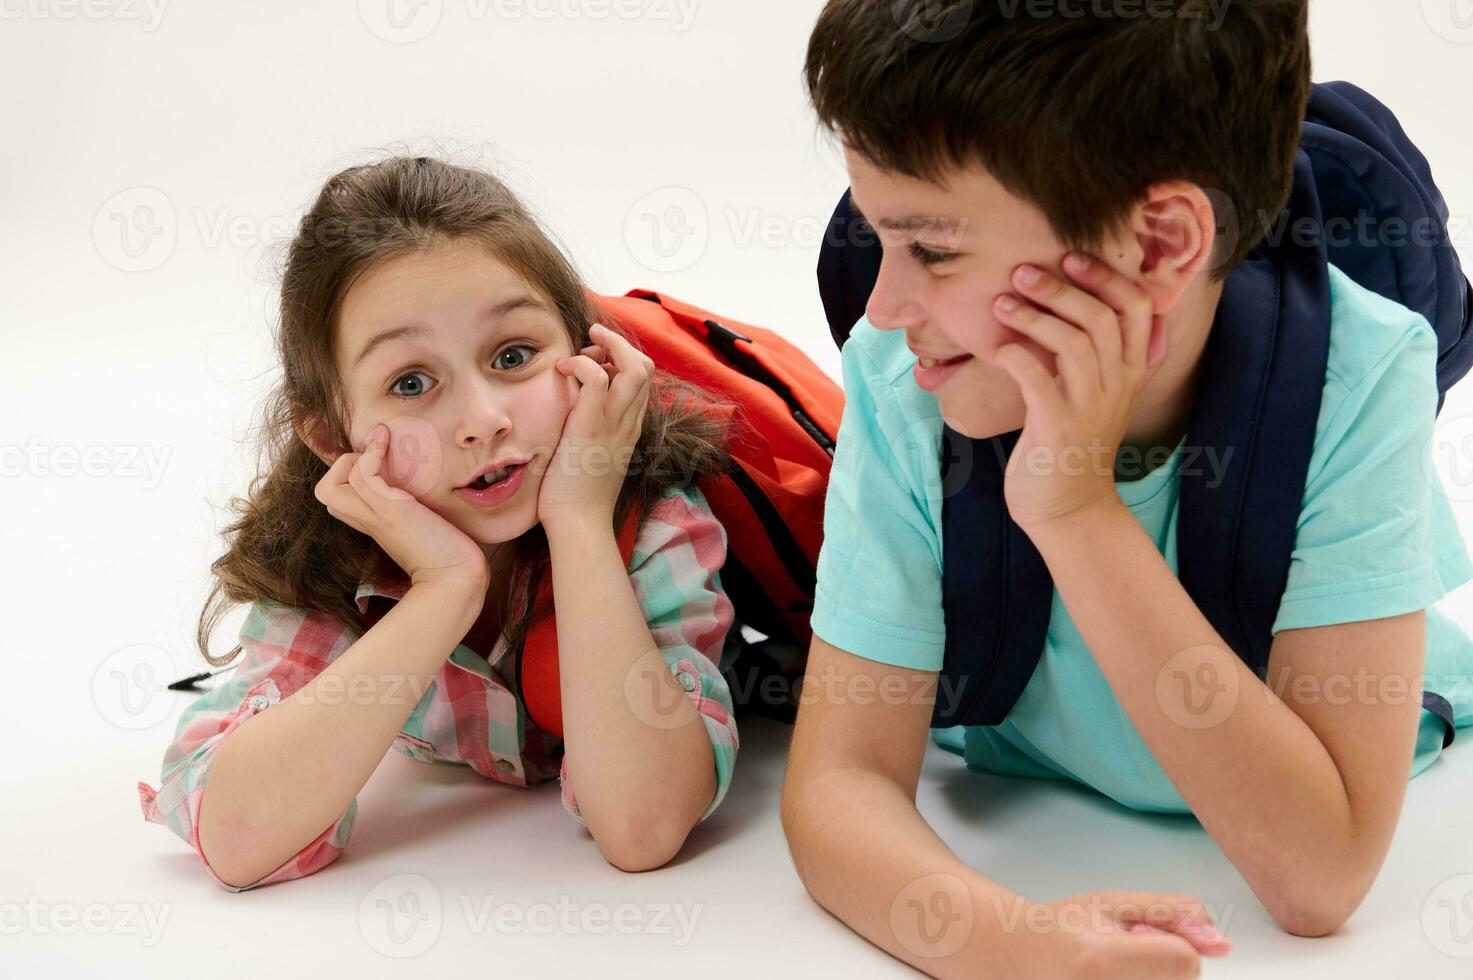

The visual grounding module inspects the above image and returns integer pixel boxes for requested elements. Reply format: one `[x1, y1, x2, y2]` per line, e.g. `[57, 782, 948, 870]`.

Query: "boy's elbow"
[1264, 887, 1359, 938]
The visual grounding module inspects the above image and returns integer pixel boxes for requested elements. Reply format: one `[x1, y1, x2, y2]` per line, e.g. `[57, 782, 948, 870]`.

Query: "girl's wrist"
[543, 511, 618, 549]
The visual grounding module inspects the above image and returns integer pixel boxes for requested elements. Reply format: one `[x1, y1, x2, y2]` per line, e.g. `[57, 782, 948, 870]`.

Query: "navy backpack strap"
[1176, 151, 1332, 676]
[1303, 81, 1473, 399]
[1423, 691, 1457, 749]
[935, 429, 1054, 727]
[818, 188, 883, 352]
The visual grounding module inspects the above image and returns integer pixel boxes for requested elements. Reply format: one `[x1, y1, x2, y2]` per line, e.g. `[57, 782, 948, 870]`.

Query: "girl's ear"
[292, 408, 343, 466]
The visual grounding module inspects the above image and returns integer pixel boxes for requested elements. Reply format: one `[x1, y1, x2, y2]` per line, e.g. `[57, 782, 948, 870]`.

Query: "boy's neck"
[1117, 275, 1226, 480]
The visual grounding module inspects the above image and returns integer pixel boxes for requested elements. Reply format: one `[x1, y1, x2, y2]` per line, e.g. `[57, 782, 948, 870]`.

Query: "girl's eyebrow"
[351, 293, 551, 369]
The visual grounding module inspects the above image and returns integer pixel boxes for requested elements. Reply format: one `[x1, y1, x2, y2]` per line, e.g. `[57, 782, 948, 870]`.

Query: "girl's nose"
[454, 379, 513, 448]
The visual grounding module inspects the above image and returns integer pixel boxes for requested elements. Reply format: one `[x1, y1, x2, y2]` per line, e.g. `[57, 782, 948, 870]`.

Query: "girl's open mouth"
[454, 462, 528, 507]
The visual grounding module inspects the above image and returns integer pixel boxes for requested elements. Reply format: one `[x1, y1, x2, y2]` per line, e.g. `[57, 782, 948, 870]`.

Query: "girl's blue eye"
[385, 343, 536, 397]
[389, 370, 435, 399]
[494, 344, 537, 371]
[908, 241, 956, 267]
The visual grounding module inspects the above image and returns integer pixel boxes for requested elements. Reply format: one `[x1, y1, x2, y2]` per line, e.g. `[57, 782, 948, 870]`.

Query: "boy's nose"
[865, 253, 924, 332]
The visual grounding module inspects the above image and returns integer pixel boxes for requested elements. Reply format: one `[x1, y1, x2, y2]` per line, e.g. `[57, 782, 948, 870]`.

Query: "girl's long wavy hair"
[196, 155, 734, 667]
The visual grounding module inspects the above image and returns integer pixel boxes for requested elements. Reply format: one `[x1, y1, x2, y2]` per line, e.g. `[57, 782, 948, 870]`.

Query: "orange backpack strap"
[519, 507, 644, 739]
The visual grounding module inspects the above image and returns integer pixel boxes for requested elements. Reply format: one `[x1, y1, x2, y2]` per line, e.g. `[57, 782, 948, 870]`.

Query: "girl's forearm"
[546, 517, 715, 869]
[197, 580, 485, 888]
[1027, 501, 1382, 926]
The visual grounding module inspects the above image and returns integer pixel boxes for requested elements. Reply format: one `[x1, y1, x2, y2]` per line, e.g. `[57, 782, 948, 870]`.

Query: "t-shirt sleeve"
[810, 328, 948, 671]
[1272, 313, 1473, 632]
[136, 600, 360, 892]
[557, 485, 739, 826]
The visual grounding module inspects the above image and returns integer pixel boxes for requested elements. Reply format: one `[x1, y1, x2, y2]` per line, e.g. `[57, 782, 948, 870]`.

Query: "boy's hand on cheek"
[989, 252, 1169, 535]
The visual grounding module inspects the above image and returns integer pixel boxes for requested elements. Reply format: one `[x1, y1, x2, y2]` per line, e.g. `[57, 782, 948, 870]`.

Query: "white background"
[3, 0, 1473, 976]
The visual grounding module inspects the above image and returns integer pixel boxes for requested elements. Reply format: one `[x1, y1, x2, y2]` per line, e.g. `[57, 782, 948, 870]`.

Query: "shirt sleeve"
[809, 326, 948, 670]
[136, 600, 360, 893]
[1272, 311, 1473, 632]
[558, 485, 739, 826]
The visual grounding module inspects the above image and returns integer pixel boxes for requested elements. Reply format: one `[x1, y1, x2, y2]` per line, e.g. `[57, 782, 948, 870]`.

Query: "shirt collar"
[353, 557, 413, 615]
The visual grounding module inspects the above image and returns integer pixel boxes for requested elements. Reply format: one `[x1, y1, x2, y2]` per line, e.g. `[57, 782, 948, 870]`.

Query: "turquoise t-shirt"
[810, 262, 1473, 813]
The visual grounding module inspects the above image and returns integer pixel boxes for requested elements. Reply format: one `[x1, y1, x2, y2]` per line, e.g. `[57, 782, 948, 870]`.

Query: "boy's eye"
[908, 241, 956, 267]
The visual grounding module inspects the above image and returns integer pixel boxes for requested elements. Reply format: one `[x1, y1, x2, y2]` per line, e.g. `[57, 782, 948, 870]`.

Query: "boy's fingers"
[1112, 930, 1203, 976]
[1013, 261, 1123, 373]
[1062, 251, 1155, 371]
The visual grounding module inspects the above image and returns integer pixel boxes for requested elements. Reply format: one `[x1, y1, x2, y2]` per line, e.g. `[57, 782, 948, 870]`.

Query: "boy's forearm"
[782, 765, 1032, 980]
[1027, 500, 1384, 928]
[546, 518, 716, 868]
[197, 581, 484, 888]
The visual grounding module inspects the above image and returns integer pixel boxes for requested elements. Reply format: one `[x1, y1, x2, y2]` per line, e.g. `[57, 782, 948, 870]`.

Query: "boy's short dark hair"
[804, 0, 1312, 279]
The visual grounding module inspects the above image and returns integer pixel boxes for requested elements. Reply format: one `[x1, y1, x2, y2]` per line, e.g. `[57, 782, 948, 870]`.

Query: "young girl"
[137, 155, 742, 892]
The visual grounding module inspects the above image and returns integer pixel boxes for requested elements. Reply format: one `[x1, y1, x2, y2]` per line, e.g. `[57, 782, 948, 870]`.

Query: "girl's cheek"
[378, 416, 444, 497]
[550, 364, 580, 417]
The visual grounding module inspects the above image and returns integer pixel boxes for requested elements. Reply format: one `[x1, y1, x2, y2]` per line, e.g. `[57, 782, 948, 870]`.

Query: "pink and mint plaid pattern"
[138, 484, 739, 892]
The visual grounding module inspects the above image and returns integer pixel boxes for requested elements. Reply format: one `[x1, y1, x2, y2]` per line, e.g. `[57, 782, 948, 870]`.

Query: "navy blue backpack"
[817, 81, 1473, 743]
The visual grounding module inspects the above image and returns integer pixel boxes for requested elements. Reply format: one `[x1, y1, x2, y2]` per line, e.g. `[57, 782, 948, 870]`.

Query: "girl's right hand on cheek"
[314, 422, 489, 593]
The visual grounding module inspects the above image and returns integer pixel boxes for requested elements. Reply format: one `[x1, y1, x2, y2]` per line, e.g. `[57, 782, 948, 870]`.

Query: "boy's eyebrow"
[847, 197, 962, 233]
[875, 215, 964, 232]
[351, 293, 550, 369]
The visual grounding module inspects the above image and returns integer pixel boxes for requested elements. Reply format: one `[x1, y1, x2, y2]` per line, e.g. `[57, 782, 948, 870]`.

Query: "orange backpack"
[518, 289, 843, 738]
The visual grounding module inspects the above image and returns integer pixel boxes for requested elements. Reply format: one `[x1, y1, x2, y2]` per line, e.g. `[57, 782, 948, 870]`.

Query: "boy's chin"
[936, 391, 1025, 441]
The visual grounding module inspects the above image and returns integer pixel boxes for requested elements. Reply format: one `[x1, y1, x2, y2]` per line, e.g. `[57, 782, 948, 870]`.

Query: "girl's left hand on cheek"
[536, 323, 655, 532]
[990, 251, 1170, 534]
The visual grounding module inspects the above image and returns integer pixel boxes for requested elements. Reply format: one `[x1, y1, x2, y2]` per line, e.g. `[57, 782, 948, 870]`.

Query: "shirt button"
[495, 758, 516, 773]
[679, 673, 698, 693]
[248, 695, 269, 711]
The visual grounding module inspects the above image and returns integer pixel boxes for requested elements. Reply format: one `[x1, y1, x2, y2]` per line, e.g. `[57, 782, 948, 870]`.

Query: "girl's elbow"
[595, 814, 692, 873]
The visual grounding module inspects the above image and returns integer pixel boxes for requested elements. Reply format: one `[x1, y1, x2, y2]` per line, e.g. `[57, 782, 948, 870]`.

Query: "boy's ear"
[291, 407, 344, 467]
[1126, 180, 1219, 315]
